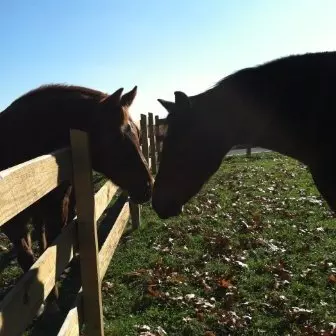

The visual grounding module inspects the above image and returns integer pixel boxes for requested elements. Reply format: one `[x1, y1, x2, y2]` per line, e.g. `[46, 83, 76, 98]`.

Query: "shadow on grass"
[27, 193, 131, 335]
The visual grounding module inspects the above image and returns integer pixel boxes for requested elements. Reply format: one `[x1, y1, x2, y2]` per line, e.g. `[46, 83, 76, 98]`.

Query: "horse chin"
[152, 200, 184, 219]
[158, 206, 183, 219]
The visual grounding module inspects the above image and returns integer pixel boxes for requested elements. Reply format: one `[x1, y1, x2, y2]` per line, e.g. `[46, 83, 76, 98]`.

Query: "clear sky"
[0, 1, 335, 120]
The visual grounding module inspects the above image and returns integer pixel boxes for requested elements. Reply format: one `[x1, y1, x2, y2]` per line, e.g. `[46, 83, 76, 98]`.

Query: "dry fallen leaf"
[125, 269, 148, 277]
[269, 260, 292, 281]
[0, 245, 8, 252]
[168, 273, 187, 284]
[156, 326, 167, 336]
[204, 332, 216, 336]
[217, 279, 232, 289]
[147, 284, 161, 297]
[196, 312, 204, 321]
[101, 281, 113, 291]
[328, 274, 336, 284]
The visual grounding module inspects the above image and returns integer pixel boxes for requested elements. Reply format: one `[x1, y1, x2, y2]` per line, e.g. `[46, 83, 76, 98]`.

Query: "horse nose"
[128, 179, 153, 204]
[152, 192, 182, 219]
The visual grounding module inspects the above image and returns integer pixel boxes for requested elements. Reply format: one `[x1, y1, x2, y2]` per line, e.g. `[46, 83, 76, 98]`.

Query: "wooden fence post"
[129, 201, 141, 229]
[154, 115, 160, 164]
[148, 113, 157, 174]
[140, 114, 149, 164]
[246, 145, 252, 157]
[70, 130, 104, 336]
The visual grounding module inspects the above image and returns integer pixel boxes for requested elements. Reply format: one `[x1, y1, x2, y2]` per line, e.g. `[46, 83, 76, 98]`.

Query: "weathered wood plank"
[140, 114, 149, 164]
[0, 179, 116, 336]
[0, 148, 72, 227]
[246, 145, 252, 157]
[57, 290, 83, 336]
[98, 202, 129, 279]
[0, 220, 77, 336]
[148, 113, 157, 174]
[94, 181, 119, 223]
[155, 115, 162, 164]
[70, 129, 104, 336]
[129, 200, 140, 229]
[57, 200, 130, 336]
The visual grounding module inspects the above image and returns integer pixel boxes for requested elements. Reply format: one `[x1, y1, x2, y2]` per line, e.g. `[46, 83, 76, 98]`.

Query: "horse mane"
[14, 84, 108, 103]
[0, 83, 134, 129]
[213, 51, 336, 90]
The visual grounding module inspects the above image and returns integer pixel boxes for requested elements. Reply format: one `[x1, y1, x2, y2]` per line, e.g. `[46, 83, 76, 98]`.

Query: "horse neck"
[0, 98, 93, 170]
[191, 86, 259, 151]
[193, 79, 311, 164]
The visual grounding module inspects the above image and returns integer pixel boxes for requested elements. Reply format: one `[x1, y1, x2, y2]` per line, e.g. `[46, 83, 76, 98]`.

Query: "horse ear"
[99, 88, 127, 126]
[157, 99, 175, 113]
[121, 86, 137, 107]
[100, 88, 124, 105]
[174, 91, 191, 109]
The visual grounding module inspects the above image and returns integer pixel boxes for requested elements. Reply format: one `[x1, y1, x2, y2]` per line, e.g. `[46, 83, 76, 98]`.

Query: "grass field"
[1, 152, 335, 335]
[102, 152, 336, 335]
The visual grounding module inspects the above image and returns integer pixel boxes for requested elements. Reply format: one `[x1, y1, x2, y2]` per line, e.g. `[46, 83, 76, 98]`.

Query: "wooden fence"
[139, 113, 253, 174]
[0, 114, 252, 336]
[140, 113, 163, 174]
[0, 130, 140, 336]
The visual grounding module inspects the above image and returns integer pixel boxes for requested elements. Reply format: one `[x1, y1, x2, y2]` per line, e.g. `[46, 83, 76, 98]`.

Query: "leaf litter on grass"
[102, 153, 336, 336]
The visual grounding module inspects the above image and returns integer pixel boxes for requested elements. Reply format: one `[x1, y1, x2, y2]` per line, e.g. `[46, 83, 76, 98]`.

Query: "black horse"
[153, 51, 336, 219]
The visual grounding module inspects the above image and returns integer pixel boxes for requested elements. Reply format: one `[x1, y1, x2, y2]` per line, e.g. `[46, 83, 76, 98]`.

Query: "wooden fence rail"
[0, 129, 140, 336]
[1, 114, 252, 335]
[0, 148, 72, 227]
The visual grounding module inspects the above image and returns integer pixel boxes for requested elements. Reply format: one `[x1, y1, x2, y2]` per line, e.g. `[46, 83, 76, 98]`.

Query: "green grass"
[1, 153, 335, 335]
[101, 153, 336, 335]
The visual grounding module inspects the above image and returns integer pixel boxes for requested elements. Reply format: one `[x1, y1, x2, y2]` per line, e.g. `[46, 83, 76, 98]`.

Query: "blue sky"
[0, 1, 335, 120]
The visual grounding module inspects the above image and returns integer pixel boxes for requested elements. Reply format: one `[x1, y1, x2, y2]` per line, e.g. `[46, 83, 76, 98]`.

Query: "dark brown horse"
[0, 84, 153, 312]
[152, 51, 336, 219]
